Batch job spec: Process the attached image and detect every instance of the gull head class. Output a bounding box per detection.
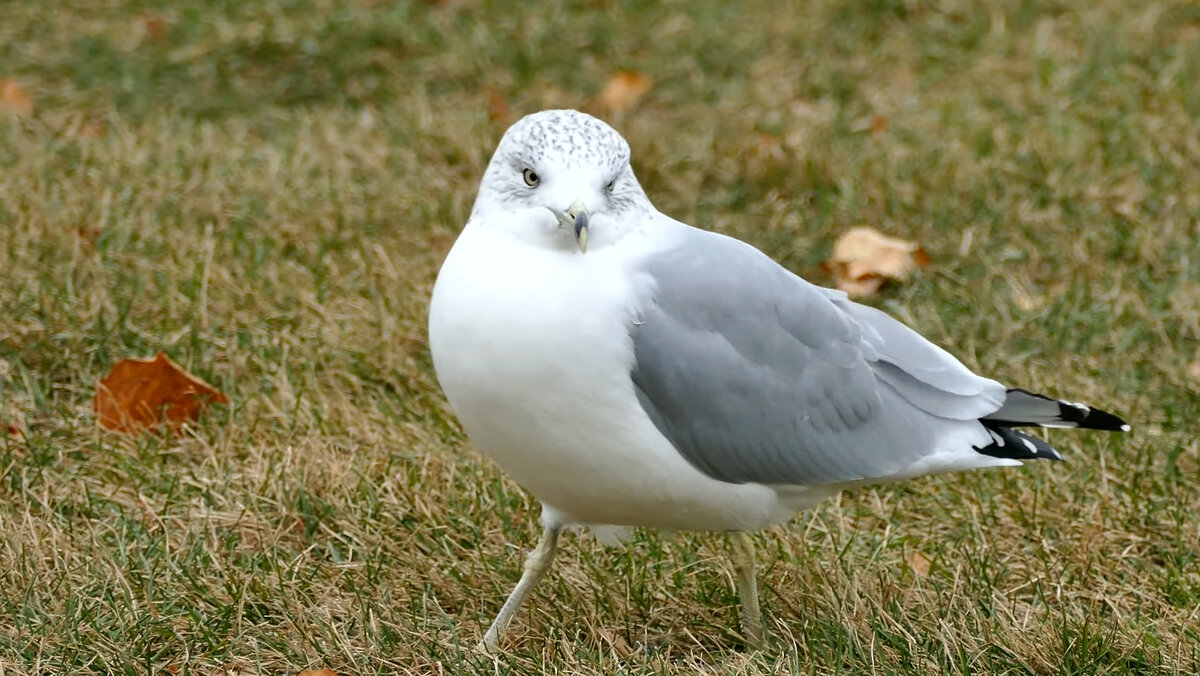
[471,109,651,253]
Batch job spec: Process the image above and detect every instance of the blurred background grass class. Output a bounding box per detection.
[1,0,1198,673]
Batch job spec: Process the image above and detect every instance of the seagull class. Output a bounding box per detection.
[427,109,1129,651]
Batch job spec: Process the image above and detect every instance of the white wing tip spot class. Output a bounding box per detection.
[1121,424,1131,432]
[1022,438,1038,453]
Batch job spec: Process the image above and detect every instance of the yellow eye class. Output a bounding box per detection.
[522,168,540,187]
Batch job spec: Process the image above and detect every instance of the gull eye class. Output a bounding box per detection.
[605,179,616,192]
[522,168,540,187]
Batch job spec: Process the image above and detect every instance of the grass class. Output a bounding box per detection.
[1,0,1198,673]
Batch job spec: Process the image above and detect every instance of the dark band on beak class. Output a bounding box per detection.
[573,210,589,253]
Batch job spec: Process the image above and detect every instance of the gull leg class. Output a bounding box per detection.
[479,522,562,652]
[728,531,765,648]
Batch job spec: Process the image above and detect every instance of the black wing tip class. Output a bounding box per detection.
[1073,405,1130,432]
[976,421,1064,462]
[1004,388,1130,432]
[1054,400,1129,432]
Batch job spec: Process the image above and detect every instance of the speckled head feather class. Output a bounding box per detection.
[473,109,650,220]
[497,109,631,170]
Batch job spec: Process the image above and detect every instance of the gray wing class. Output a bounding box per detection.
[630,228,1006,486]
[821,289,1005,419]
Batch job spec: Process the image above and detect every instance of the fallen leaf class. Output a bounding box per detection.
[139,14,167,41]
[482,85,513,125]
[1012,286,1042,312]
[829,273,886,297]
[595,70,652,114]
[76,119,107,139]
[74,226,101,244]
[1187,360,1200,381]
[595,627,633,659]
[748,132,785,163]
[0,79,34,117]
[2,401,25,441]
[908,550,931,577]
[297,670,339,676]
[870,113,888,137]
[93,352,227,434]
[824,226,930,297]
[1108,174,1145,219]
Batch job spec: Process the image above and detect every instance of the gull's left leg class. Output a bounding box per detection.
[727,531,765,648]
[479,516,563,652]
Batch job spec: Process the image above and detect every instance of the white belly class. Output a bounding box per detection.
[428,225,812,531]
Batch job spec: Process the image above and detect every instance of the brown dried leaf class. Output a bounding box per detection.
[870,113,888,137]
[595,628,633,658]
[297,670,339,676]
[3,401,26,441]
[76,119,107,139]
[595,70,652,114]
[826,226,929,297]
[908,550,931,577]
[1187,360,1200,381]
[74,226,101,244]
[93,352,227,434]
[482,85,513,126]
[1012,287,1042,312]
[0,79,34,117]
[139,14,168,41]
[833,274,887,297]
[746,132,786,164]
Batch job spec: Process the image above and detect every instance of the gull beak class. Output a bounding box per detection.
[565,201,589,253]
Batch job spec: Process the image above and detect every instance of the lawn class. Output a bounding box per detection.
[1,0,1198,673]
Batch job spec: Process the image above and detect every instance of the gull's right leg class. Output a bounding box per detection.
[728,531,765,648]
[478,518,563,652]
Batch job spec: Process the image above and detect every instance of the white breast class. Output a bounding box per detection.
[428,221,813,532]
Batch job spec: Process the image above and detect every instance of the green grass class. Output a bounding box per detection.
[1,0,1198,673]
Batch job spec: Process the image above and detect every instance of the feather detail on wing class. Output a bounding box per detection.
[628,225,1128,489]
[629,227,1023,486]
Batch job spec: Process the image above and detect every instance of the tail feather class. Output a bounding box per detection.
[983,388,1130,432]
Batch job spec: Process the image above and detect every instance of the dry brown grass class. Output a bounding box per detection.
[1,0,1197,673]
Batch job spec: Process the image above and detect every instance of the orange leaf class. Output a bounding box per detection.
[2,402,26,441]
[0,79,34,117]
[595,70,652,114]
[93,352,227,434]
[870,114,888,137]
[139,14,167,41]
[298,670,339,676]
[908,550,931,577]
[482,85,513,125]
[74,226,101,244]
[826,226,929,297]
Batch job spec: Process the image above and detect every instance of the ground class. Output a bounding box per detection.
[1,0,1197,673]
